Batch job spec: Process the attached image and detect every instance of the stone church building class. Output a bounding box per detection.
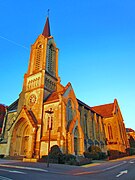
[0,17,129,160]
[92,99,129,154]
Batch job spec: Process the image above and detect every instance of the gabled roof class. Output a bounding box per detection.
[77,98,101,115]
[45,91,60,102]
[7,99,19,112]
[24,108,38,127]
[45,82,72,103]
[77,98,91,110]
[42,17,51,37]
[91,102,114,118]
[7,106,38,131]
[126,128,135,133]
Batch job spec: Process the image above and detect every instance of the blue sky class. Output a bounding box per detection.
[0,0,135,130]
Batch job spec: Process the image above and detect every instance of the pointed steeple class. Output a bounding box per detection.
[42,17,51,37]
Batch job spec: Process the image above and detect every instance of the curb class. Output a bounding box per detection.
[0,164,69,175]
[74,160,127,176]
[0,164,48,172]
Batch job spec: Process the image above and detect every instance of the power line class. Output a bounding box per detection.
[0,35,29,50]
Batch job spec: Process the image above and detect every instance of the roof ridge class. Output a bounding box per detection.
[92,102,114,108]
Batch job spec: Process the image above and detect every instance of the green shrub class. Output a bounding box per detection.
[40,146,77,165]
[63,154,77,165]
[49,145,63,162]
[57,154,65,164]
[129,148,135,156]
[49,145,62,156]
[64,154,76,161]
[84,146,107,160]
[40,145,62,163]
[0,154,4,158]
[83,151,92,159]
[84,151,99,160]
[98,152,108,160]
[88,145,101,153]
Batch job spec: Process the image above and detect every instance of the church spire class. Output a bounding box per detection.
[42,16,51,37]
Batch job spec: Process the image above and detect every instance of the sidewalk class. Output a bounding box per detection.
[1,156,132,175]
[0,159,104,174]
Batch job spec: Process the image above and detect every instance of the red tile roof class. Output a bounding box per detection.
[46,91,60,102]
[45,82,72,103]
[92,103,114,118]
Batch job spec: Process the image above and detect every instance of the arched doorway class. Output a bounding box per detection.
[20,124,30,156]
[74,126,79,155]
[10,118,31,157]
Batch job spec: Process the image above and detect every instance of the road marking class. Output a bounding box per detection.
[74,161,127,176]
[82,163,100,167]
[116,170,128,178]
[74,170,100,176]
[0,164,48,172]
[0,168,26,174]
[129,161,134,164]
[0,175,13,180]
[0,168,11,172]
[9,170,27,174]
[104,161,127,171]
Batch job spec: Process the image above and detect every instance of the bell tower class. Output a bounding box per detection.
[17,17,59,123]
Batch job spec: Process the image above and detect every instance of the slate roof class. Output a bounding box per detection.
[77,98,101,115]
[126,128,135,132]
[25,108,38,127]
[7,99,19,112]
[77,99,91,110]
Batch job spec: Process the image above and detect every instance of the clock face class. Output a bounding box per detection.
[29,94,36,105]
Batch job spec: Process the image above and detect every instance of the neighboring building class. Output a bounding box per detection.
[0,104,6,135]
[0,17,128,160]
[92,99,129,154]
[126,128,135,148]
[126,128,135,140]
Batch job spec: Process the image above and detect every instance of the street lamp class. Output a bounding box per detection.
[45,108,54,168]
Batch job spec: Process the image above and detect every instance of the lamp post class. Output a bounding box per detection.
[45,108,53,168]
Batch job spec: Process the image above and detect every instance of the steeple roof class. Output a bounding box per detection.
[42,17,51,37]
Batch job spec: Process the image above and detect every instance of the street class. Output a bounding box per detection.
[0,156,135,180]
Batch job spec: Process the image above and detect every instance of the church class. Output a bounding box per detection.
[0,17,129,160]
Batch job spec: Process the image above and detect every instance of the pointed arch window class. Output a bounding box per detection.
[91,112,95,138]
[66,99,73,122]
[84,113,88,138]
[74,126,79,155]
[108,124,113,140]
[35,43,43,71]
[46,44,56,76]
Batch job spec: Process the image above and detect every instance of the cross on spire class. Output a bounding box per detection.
[47,9,50,17]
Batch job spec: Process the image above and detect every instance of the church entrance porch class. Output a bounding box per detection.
[10,118,36,158]
[67,118,84,156]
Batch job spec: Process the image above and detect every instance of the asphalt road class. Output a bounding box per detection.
[0,156,135,180]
